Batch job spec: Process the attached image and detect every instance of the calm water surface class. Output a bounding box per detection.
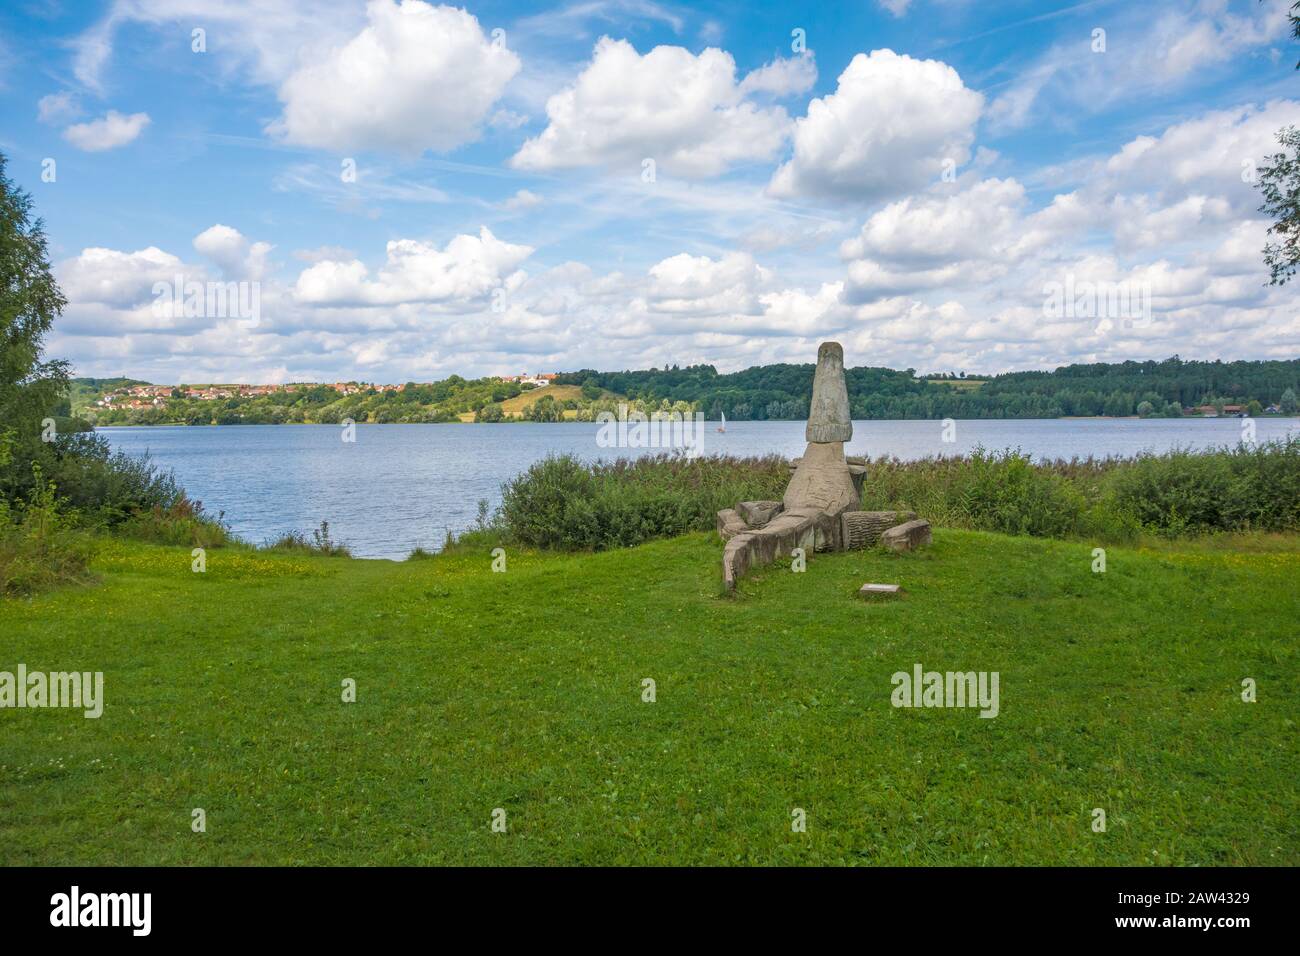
[100,418,1300,559]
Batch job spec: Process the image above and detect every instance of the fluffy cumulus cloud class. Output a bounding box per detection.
[40,6,1300,383]
[621,251,850,339]
[193,225,274,280]
[294,227,533,307]
[645,251,770,315]
[1101,100,1300,208]
[268,0,520,154]
[58,245,183,310]
[837,178,1087,299]
[511,38,794,177]
[769,50,983,202]
[62,109,149,151]
[830,143,1297,370]
[55,225,283,339]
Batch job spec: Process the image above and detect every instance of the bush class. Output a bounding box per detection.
[21,432,233,546]
[497,453,788,550]
[860,448,1091,538]
[114,498,235,548]
[957,450,1087,538]
[1105,437,1300,534]
[863,439,1300,540]
[0,469,95,596]
[492,440,1300,552]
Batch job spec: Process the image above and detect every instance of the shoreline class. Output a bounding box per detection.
[88,413,1299,428]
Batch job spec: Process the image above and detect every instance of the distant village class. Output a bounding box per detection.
[95,373,559,410]
[92,374,1284,417]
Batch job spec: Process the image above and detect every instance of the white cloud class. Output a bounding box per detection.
[843,179,1027,266]
[502,189,543,211]
[193,225,273,280]
[769,50,983,202]
[737,54,817,98]
[988,2,1292,132]
[1102,100,1300,207]
[62,110,150,151]
[37,92,81,124]
[268,1,520,154]
[294,227,533,306]
[58,246,183,309]
[646,251,770,315]
[489,109,530,130]
[511,37,792,177]
[72,0,364,93]
[1109,195,1235,253]
[878,0,911,17]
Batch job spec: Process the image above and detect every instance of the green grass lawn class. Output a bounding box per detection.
[1,529,1296,865]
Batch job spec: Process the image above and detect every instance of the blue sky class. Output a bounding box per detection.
[1,0,1296,383]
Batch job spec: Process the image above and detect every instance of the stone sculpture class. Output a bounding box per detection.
[718,342,931,590]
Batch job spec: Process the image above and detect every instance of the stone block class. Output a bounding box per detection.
[880,519,932,552]
[841,510,917,549]
[716,508,749,541]
[736,500,783,528]
[722,508,819,591]
[858,583,902,599]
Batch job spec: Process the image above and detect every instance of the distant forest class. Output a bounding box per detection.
[557,356,1300,420]
[75,356,1300,425]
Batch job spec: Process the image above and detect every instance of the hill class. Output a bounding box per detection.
[558,356,1300,420]
[72,356,1300,426]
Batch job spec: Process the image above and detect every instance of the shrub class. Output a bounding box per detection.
[0,469,95,597]
[1105,437,1300,534]
[492,440,1300,552]
[862,439,1300,539]
[114,497,235,548]
[957,449,1087,538]
[860,448,1087,537]
[264,520,351,557]
[497,453,788,550]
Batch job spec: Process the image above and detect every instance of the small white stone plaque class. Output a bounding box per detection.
[858,582,902,599]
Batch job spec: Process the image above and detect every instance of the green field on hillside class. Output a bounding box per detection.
[1,530,1295,865]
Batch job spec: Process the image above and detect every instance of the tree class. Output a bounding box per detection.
[1258,126,1300,285]
[1257,6,1300,281]
[1291,1,1300,69]
[1136,400,1154,418]
[0,152,69,498]
[1282,387,1298,414]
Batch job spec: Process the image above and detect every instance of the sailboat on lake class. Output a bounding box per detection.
[717,411,726,433]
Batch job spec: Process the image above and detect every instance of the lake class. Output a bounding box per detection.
[100,417,1300,559]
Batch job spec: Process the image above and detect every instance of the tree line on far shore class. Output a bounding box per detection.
[75,355,1300,427]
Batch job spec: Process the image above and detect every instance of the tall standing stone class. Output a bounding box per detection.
[782,341,859,550]
[806,342,852,444]
[720,341,905,590]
